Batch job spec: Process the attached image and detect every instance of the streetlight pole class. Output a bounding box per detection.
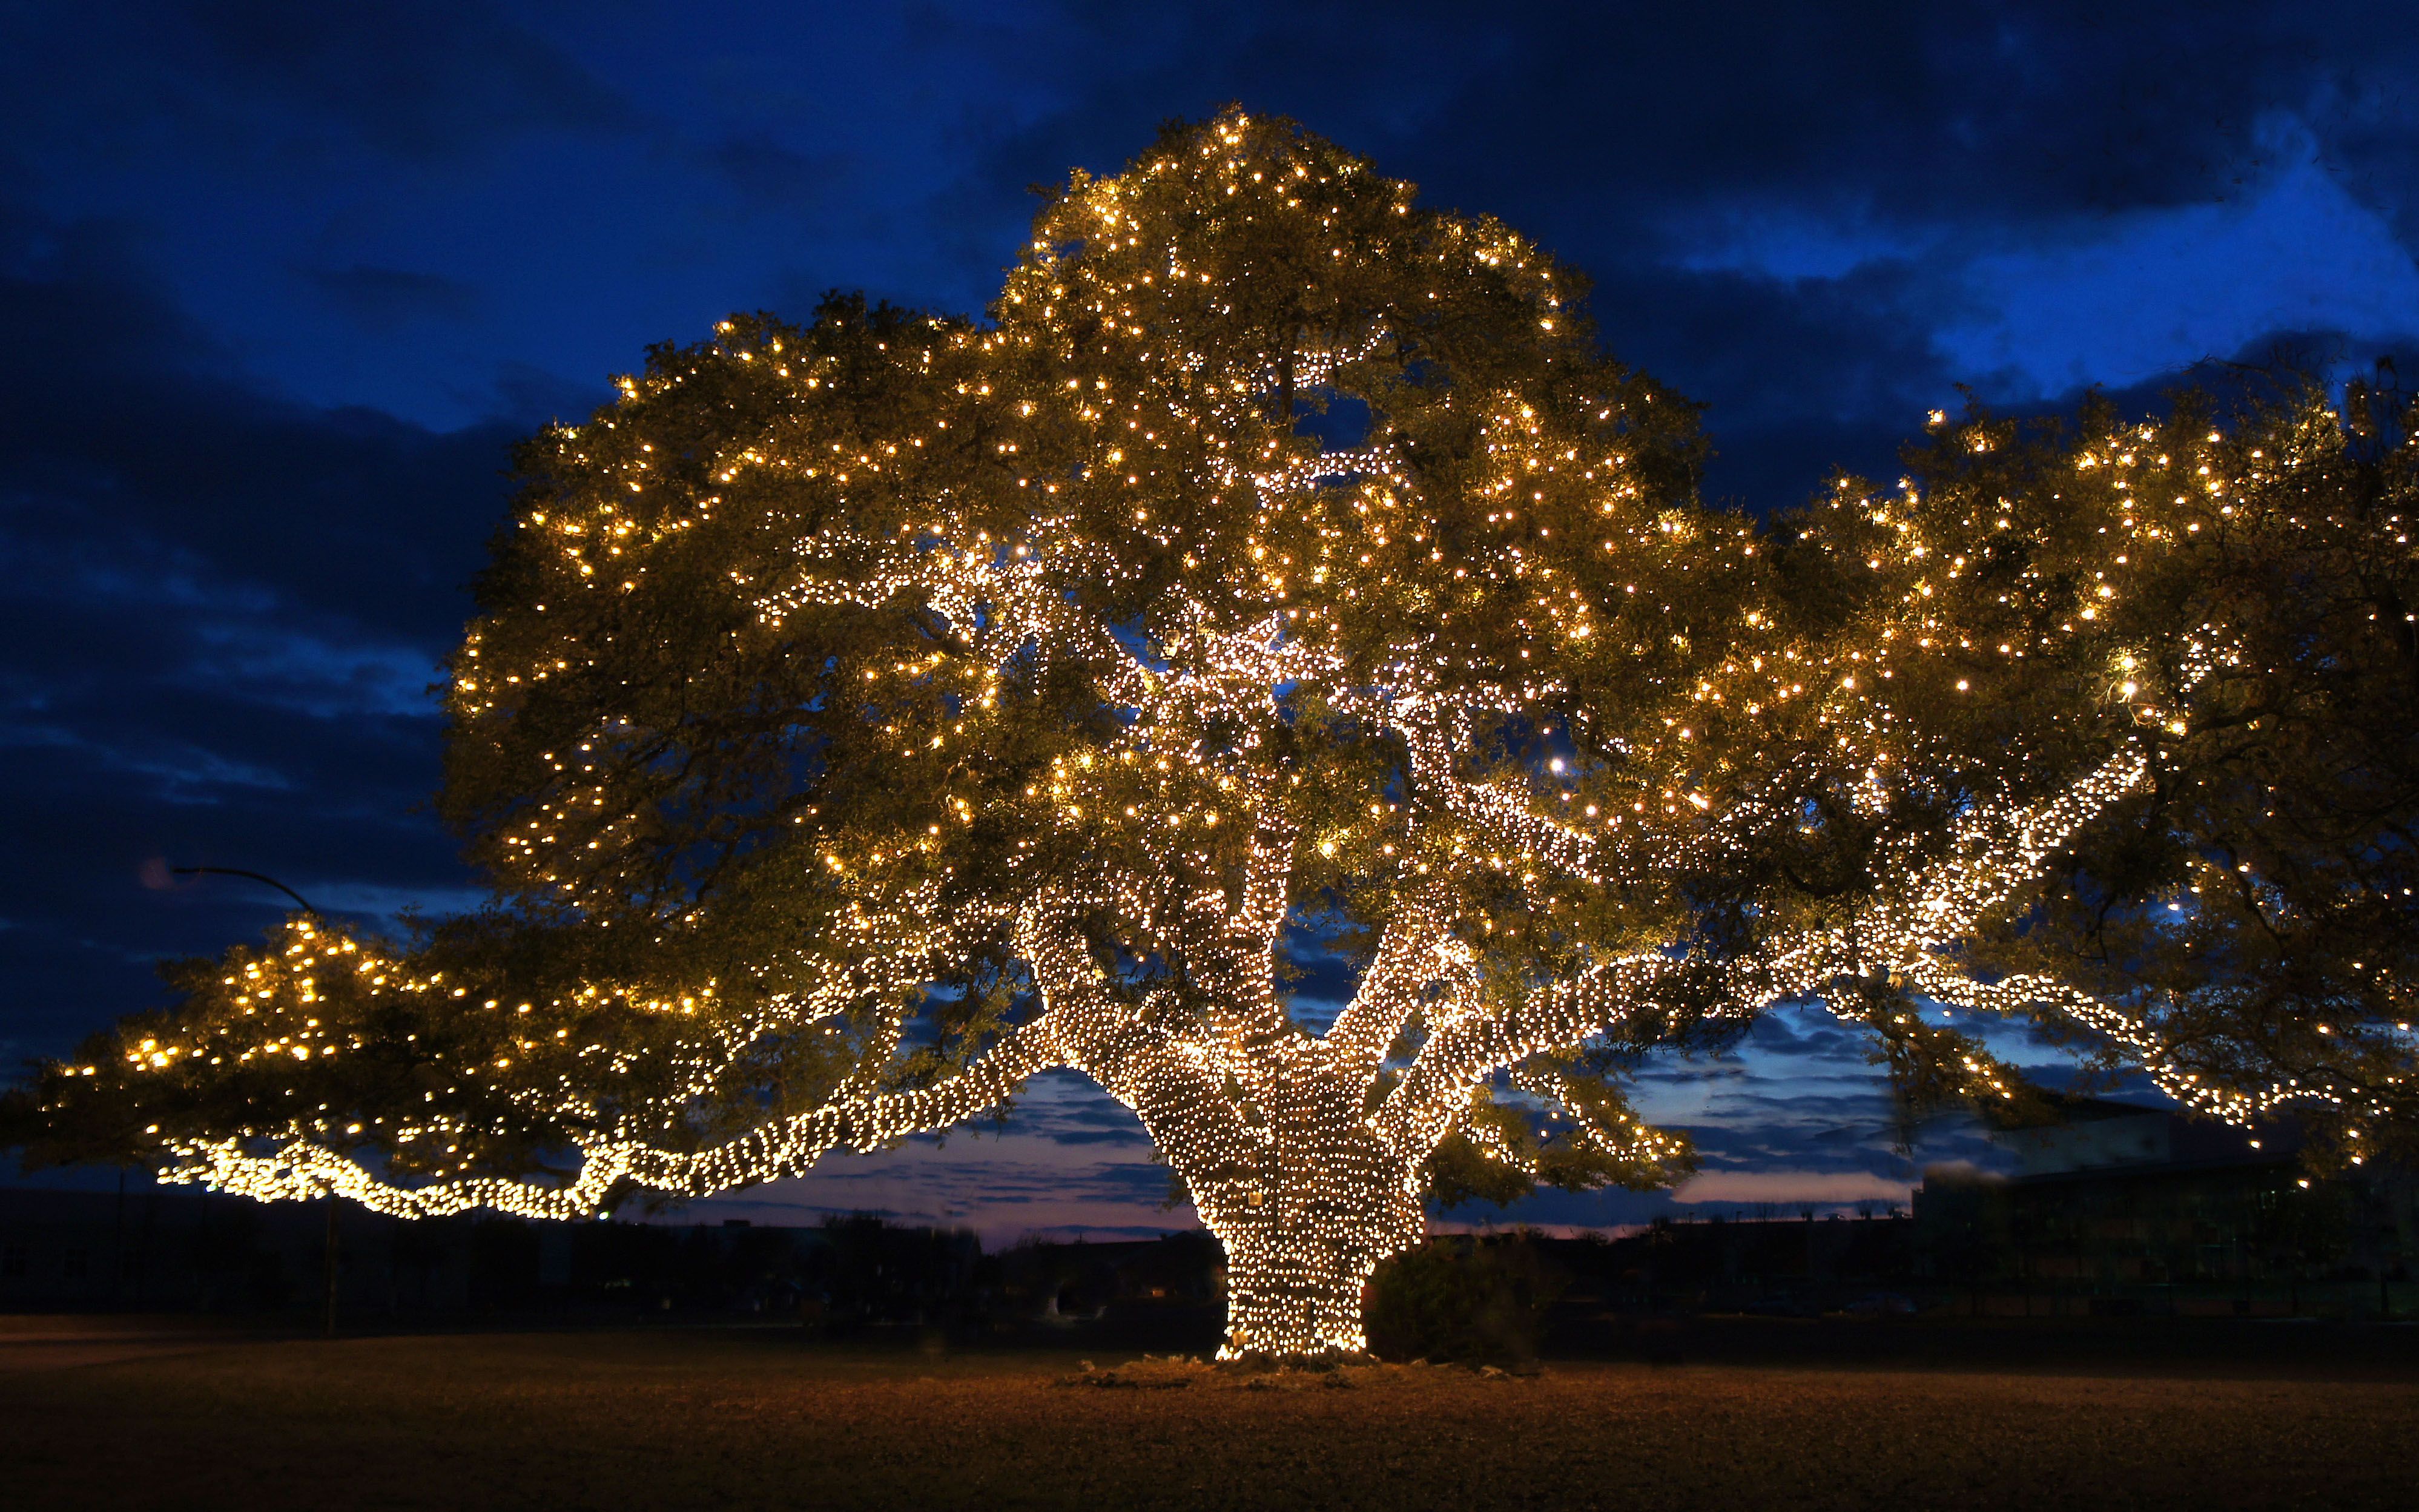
[156,863,338,1333]
[168,866,321,916]
[323,1196,340,1339]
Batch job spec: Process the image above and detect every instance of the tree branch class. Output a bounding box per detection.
[1373,744,2162,1163]
[1014,900,1269,1213]
[1322,882,1463,1088]
[164,1013,1071,1221]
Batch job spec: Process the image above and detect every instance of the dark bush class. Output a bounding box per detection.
[1364,1232,1568,1363]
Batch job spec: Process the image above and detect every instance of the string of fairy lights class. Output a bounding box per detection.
[86,109,2407,1359]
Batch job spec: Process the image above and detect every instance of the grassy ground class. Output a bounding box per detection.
[3,1321,2415,1510]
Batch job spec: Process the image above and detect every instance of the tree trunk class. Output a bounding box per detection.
[1218,1228,1387,1358]
[1082,949,1429,1361]
[1186,1123,1423,1360]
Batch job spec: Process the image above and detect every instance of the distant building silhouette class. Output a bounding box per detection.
[0,1186,1218,1338]
[1913,1097,2415,1317]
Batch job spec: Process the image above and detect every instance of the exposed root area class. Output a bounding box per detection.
[1056,1353,1539,1390]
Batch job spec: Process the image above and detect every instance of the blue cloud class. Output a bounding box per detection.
[301,264,484,329]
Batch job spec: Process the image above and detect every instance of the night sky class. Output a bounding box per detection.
[6,2,2417,1239]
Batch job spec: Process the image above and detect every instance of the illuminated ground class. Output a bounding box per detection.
[2,1319,2414,1510]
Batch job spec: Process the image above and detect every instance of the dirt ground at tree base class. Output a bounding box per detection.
[2,1322,2414,1511]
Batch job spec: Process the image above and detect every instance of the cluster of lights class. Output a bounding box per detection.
[66,111,2411,1358]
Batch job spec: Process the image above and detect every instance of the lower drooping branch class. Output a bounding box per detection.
[1895,958,2400,1128]
[165,1016,1072,1221]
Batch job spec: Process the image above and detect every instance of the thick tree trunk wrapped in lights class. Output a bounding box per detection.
[15,111,2416,1358]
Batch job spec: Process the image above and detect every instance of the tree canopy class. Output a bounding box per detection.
[12,108,2415,1353]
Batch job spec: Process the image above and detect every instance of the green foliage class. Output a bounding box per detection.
[1422,1108,1543,1211]
[1838,977,2058,1149]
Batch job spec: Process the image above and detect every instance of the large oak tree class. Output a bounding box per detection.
[17,111,2414,1356]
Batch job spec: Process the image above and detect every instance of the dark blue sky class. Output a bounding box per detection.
[5,1,2416,1235]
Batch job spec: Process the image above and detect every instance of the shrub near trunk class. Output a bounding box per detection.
[1364,1233,1569,1364]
